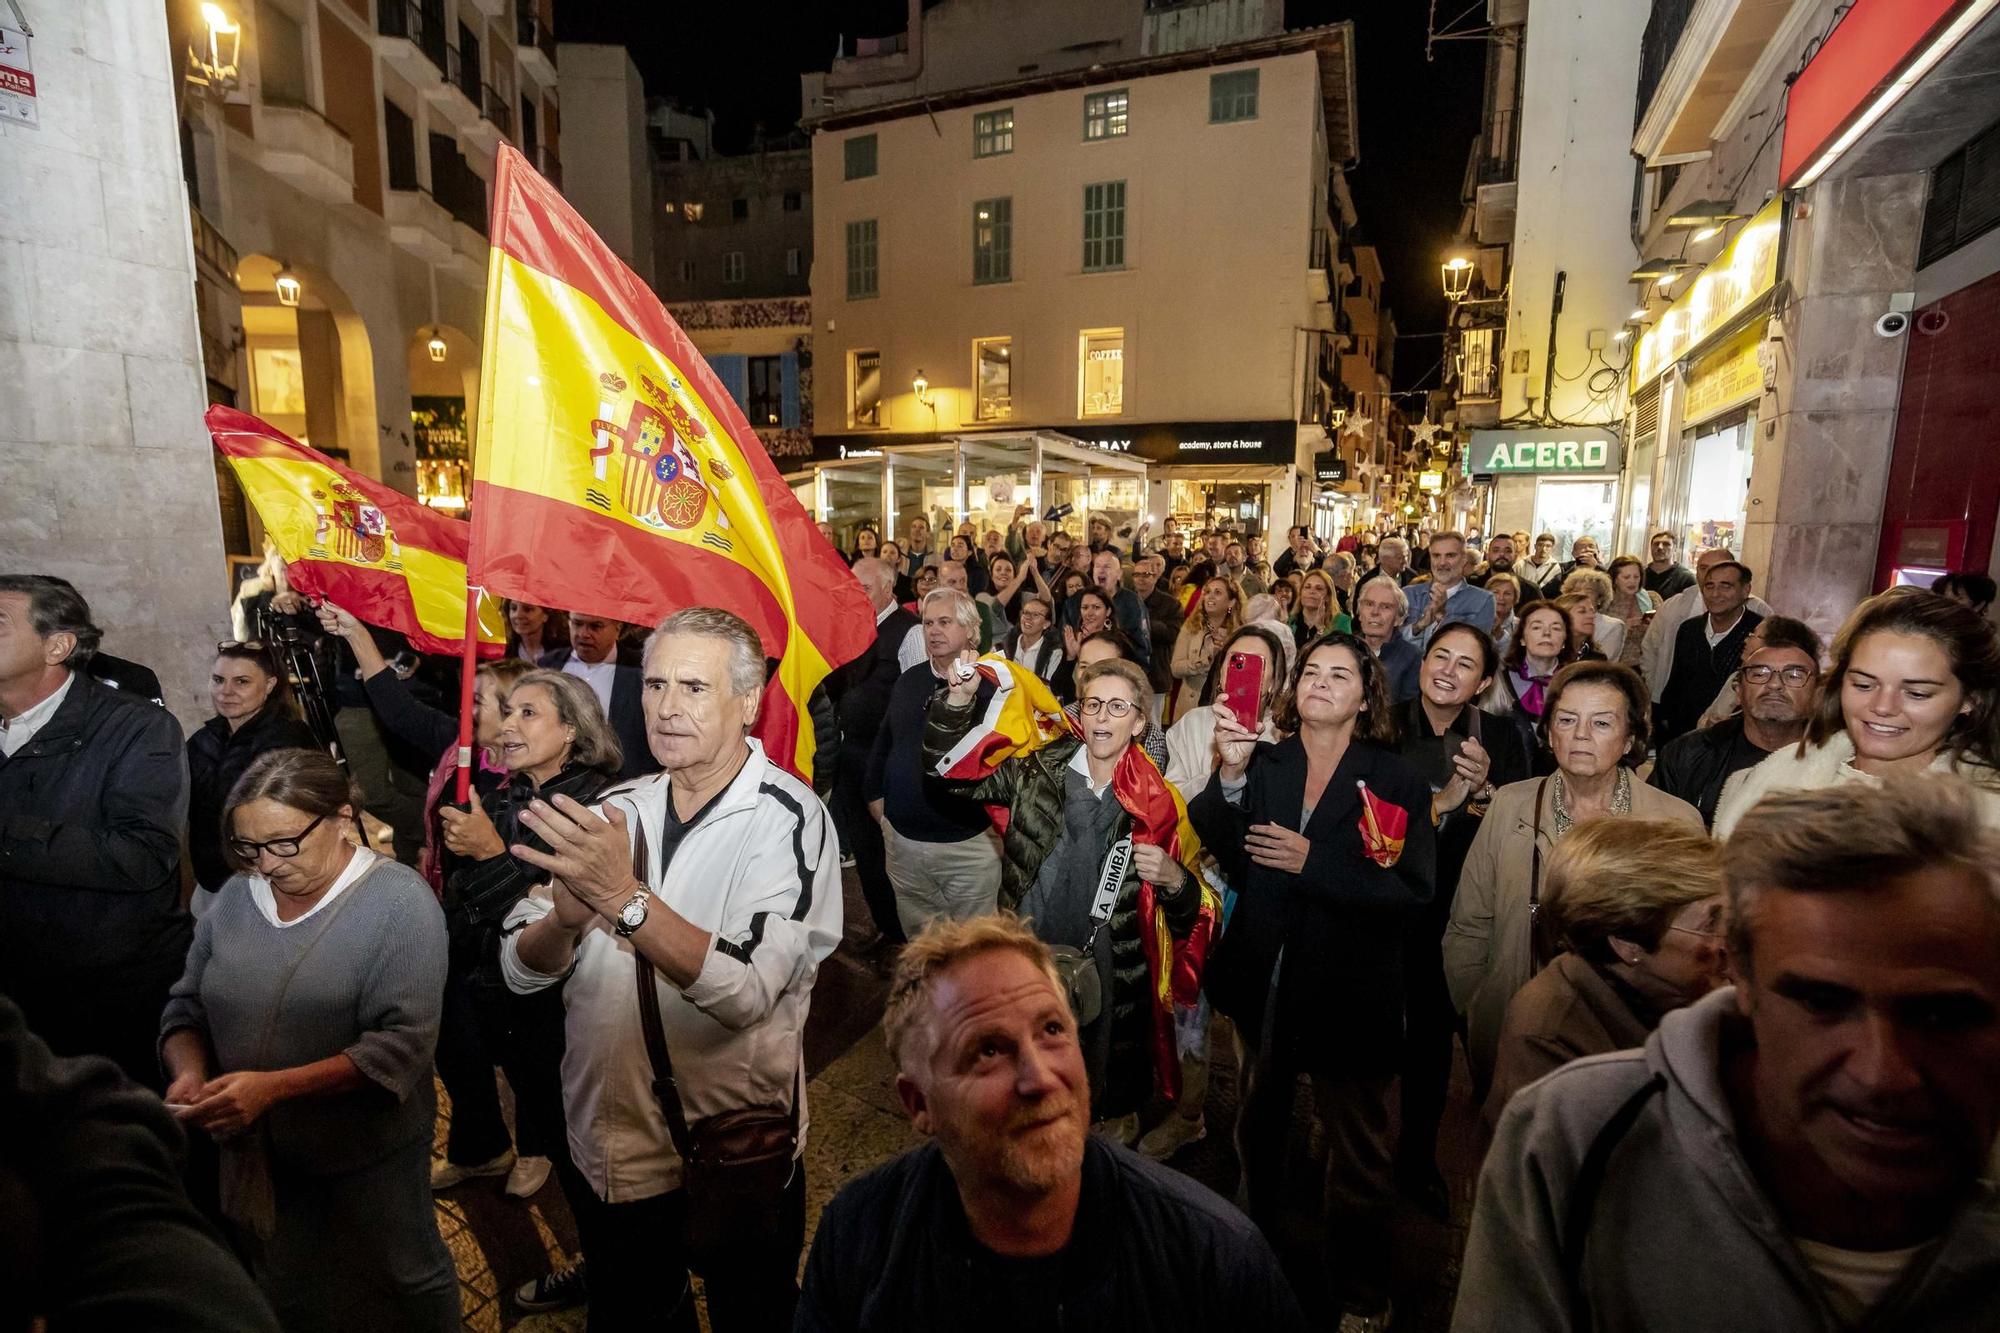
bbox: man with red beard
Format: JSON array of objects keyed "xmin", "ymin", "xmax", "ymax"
[{"xmin": 796, "ymin": 915, "xmax": 1305, "ymax": 1331}]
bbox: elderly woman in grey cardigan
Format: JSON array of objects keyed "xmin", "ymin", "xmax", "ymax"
[{"xmin": 162, "ymin": 748, "xmax": 455, "ymax": 1331}]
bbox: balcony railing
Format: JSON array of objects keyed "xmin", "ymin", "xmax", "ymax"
[
  {"xmin": 1636, "ymin": 0, "xmax": 1698, "ymax": 130},
  {"xmin": 516, "ymin": 2, "xmax": 556, "ymax": 65},
  {"xmin": 190, "ymin": 204, "xmax": 239, "ymax": 281},
  {"xmin": 380, "ymin": 0, "xmax": 448, "ymax": 74},
  {"xmin": 481, "ymin": 84, "xmax": 513, "ymax": 135},
  {"xmin": 532, "ymin": 143, "xmax": 562, "ymax": 190},
  {"xmin": 1470, "ymin": 107, "xmax": 1517, "ymax": 187}
]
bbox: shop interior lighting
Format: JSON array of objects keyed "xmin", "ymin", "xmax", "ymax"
[
  {"xmin": 1790, "ymin": 0, "xmax": 2000, "ymax": 191},
  {"xmin": 1663, "ymin": 199, "xmax": 1742, "ymax": 230}
]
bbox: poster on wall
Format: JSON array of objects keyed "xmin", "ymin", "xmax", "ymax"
[
  {"xmin": 0, "ymin": 27, "xmax": 37, "ymax": 128},
  {"xmin": 252, "ymin": 347, "xmax": 307, "ymax": 417},
  {"xmin": 1690, "ymin": 520, "xmax": 1737, "ymax": 555}
]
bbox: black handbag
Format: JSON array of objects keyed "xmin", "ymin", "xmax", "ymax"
[{"xmin": 628, "ymin": 818, "xmax": 799, "ymax": 1274}]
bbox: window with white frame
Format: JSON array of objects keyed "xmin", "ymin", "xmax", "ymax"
[
  {"xmin": 973, "ymin": 108, "xmax": 1014, "ymax": 157},
  {"xmin": 1210, "ymin": 69, "xmax": 1259, "ymax": 123},
  {"xmin": 974, "ymin": 337, "xmax": 1012, "ymax": 421},
  {"xmin": 973, "ymin": 197, "xmax": 1012, "ymax": 284},
  {"xmin": 1079, "ymin": 328, "xmax": 1124, "ymax": 417},
  {"xmin": 723, "ymin": 251, "xmax": 746, "ymax": 284},
  {"xmin": 1082, "ymin": 181, "xmax": 1125, "ymax": 272}
]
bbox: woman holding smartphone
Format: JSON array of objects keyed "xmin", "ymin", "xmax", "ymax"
[{"xmin": 1190, "ymin": 633, "xmax": 1435, "ymax": 1331}]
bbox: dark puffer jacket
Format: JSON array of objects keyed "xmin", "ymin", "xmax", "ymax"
[{"xmin": 923, "ymin": 694, "xmax": 1192, "ymax": 1116}]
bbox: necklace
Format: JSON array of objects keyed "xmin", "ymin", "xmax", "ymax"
[{"xmin": 1551, "ymin": 768, "xmax": 1631, "ymax": 837}]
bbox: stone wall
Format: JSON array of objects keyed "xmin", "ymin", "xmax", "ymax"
[{"xmin": 0, "ymin": 3, "xmax": 228, "ymax": 730}]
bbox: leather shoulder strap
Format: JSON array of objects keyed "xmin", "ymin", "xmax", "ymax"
[{"xmin": 630, "ymin": 816, "xmax": 695, "ymax": 1161}]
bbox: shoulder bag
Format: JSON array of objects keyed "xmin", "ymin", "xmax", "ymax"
[
  {"xmin": 628, "ymin": 817, "xmax": 799, "ymax": 1274},
  {"xmin": 1526, "ymin": 778, "xmax": 1564, "ymax": 975}
]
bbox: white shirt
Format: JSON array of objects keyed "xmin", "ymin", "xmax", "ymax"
[
  {"xmin": 563, "ymin": 654, "xmax": 619, "ymax": 715},
  {"xmin": 897, "ymin": 623, "xmax": 928, "ymax": 672},
  {"xmin": 1010, "ymin": 633, "xmax": 1057, "ymax": 671},
  {"xmin": 249, "ymin": 844, "xmax": 379, "ymax": 929},
  {"xmin": 1067, "ymin": 740, "xmax": 1112, "ymax": 795},
  {"xmin": 874, "ymin": 600, "xmax": 898, "ymax": 627},
  {"xmin": 1704, "ymin": 610, "xmax": 1748, "ymax": 647},
  {"xmin": 0, "ymin": 671, "xmax": 73, "ymax": 758},
  {"xmin": 1794, "ymin": 1237, "xmax": 1927, "ymax": 1326}
]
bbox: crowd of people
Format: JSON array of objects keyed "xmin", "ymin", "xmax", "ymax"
[{"xmin": 3, "ymin": 508, "xmax": 1999, "ymax": 1330}]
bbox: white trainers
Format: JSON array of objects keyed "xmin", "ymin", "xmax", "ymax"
[
  {"xmin": 430, "ymin": 1148, "xmax": 515, "ymax": 1192},
  {"xmin": 505, "ymin": 1154, "xmax": 552, "ymax": 1198}
]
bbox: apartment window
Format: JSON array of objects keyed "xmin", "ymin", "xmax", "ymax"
[
  {"xmin": 1084, "ymin": 89, "xmax": 1128, "ymax": 141},
  {"xmin": 1079, "ymin": 328, "xmax": 1124, "ymax": 417},
  {"xmin": 851, "ymin": 348, "xmax": 882, "ymax": 428},
  {"xmin": 974, "ymin": 337, "xmax": 1013, "ymax": 422},
  {"xmin": 844, "ymin": 134, "xmax": 878, "ymax": 181},
  {"xmin": 783, "ymin": 190, "xmax": 803, "ymax": 212},
  {"xmin": 384, "ymin": 99, "xmax": 419, "ymax": 191},
  {"xmin": 785, "ymin": 247, "xmax": 803, "ymax": 276},
  {"xmin": 973, "ymin": 108, "xmax": 1014, "ymax": 157},
  {"xmin": 1209, "ymin": 69, "xmax": 1260, "ymax": 123},
  {"xmin": 723, "ymin": 251, "xmax": 746, "ymax": 284},
  {"xmin": 747, "ymin": 355, "xmax": 784, "ymax": 426},
  {"xmin": 1082, "ymin": 181, "xmax": 1125, "ymax": 272},
  {"xmin": 731, "ymin": 197, "xmax": 749, "ymax": 220},
  {"xmin": 846, "ymin": 219, "xmax": 878, "ymax": 299},
  {"xmin": 678, "ymin": 259, "xmax": 696, "ymax": 284},
  {"xmin": 973, "ymin": 197, "xmax": 1012, "ymax": 284},
  {"xmin": 684, "ymin": 201, "xmax": 705, "ymax": 222}
]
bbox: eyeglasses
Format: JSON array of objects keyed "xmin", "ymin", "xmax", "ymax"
[
  {"xmin": 1079, "ymin": 697, "xmax": 1137, "ymax": 718},
  {"xmin": 1741, "ymin": 664, "xmax": 1813, "ymax": 686},
  {"xmin": 218, "ymin": 639, "xmax": 268, "ymax": 653},
  {"xmin": 227, "ymin": 813, "xmax": 328, "ymax": 861}
]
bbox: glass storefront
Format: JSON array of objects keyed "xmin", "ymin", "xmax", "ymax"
[
  {"xmin": 888, "ymin": 446, "xmax": 959, "ymax": 547},
  {"xmin": 1672, "ymin": 408, "xmax": 1756, "ymax": 557},
  {"xmin": 816, "ymin": 457, "xmax": 888, "ymax": 553},
  {"xmin": 1532, "ymin": 477, "xmax": 1620, "ymax": 561},
  {"xmin": 1167, "ymin": 479, "xmax": 1274, "ymax": 539}
]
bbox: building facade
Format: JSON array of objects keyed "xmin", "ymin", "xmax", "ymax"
[
  {"xmin": 168, "ymin": 0, "xmax": 564, "ymax": 550},
  {"xmin": 801, "ymin": 0, "xmax": 1369, "ymax": 547}
]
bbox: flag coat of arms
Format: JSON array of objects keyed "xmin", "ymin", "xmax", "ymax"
[
  {"xmin": 470, "ymin": 145, "xmax": 873, "ymax": 779},
  {"xmin": 209, "ymin": 406, "xmax": 504, "ymax": 655}
]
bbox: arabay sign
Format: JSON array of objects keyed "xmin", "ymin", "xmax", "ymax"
[{"xmin": 1469, "ymin": 428, "xmax": 1622, "ymax": 476}]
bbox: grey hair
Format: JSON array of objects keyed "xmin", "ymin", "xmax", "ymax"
[
  {"xmin": 1356, "ymin": 574, "xmax": 1410, "ymax": 618},
  {"xmin": 504, "ymin": 669, "xmax": 624, "ymax": 776},
  {"xmin": 1379, "ymin": 536, "xmax": 1410, "ymax": 559},
  {"xmin": 1723, "ymin": 775, "xmax": 2000, "ymax": 979},
  {"xmin": 649, "ymin": 607, "xmax": 767, "ymax": 695},
  {"xmin": 0, "ymin": 574, "xmax": 103, "ymax": 667},
  {"xmin": 850, "ymin": 556, "xmax": 896, "ymax": 600},
  {"xmin": 921, "ymin": 586, "xmax": 982, "ymax": 637}
]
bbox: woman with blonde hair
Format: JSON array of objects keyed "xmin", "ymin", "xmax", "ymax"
[
  {"xmin": 1483, "ymin": 817, "xmax": 1726, "ymax": 1123},
  {"xmin": 1291, "ymin": 567, "xmax": 1348, "ymax": 644},
  {"xmin": 1170, "ymin": 574, "xmax": 1247, "ymax": 721},
  {"xmin": 1603, "ymin": 555, "xmax": 1657, "ymax": 667},
  {"xmin": 1560, "ymin": 567, "xmax": 1622, "ymax": 658}
]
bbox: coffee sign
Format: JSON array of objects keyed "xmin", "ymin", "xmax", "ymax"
[{"xmin": 1469, "ymin": 428, "xmax": 1622, "ymax": 476}]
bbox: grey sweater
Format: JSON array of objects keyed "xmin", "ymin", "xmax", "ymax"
[
  {"xmin": 161, "ymin": 856, "xmax": 448, "ymax": 1176},
  {"xmin": 1456, "ymin": 987, "xmax": 2000, "ymax": 1330}
]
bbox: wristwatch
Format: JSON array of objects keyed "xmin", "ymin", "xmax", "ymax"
[{"xmin": 614, "ymin": 889, "xmax": 651, "ymax": 938}]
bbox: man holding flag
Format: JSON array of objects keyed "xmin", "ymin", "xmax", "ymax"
[{"xmin": 922, "ymin": 651, "xmax": 1216, "ymax": 1138}]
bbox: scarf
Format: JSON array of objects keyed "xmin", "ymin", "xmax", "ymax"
[{"xmin": 1513, "ymin": 666, "xmax": 1555, "ymax": 717}]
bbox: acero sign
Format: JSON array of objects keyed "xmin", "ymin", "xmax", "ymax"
[{"xmin": 1469, "ymin": 429, "xmax": 1622, "ymax": 476}]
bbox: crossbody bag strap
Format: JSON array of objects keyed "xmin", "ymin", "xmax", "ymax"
[
  {"xmin": 629, "ymin": 815, "xmax": 696, "ymax": 1163},
  {"xmin": 1528, "ymin": 777, "xmax": 1549, "ymax": 916}
]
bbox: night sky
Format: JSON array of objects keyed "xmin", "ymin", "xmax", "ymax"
[{"xmin": 560, "ymin": 1, "xmax": 1482, "ymax": 390}]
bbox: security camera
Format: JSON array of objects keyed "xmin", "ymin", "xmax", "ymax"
[{"xmin": 1874, "ymin": 311, "xmax": 1909, "ymax": 339}]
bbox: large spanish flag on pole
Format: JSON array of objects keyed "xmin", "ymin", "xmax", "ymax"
[
  {"xmin": 209, "ymin": 406, "xmax": 505, "ymax": 656},
  {"xmin": 471, "ymin": 145, "xmax": 872, "ymax": 780}
]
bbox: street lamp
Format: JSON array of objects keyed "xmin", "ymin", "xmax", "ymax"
[
  {"xmin": 1440, "ymin": 254, "xmax": 1475, "ymax": 302},
  {"xmin": 273, "ymin": 262, "xmax": 302, "ymax": 308},
  {"xmin": 426, "ymin": 329, "xmax": 448, "ymax": 362},
  {"xmin": 912, "ymin": 370, "xmax": 930, "ymax": 407},
  {"xmin": 189, "ymin": 3, "xmax": 243, "ymax": 95}
]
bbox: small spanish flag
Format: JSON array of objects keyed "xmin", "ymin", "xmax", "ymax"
[
  {"xmin": 209, "ymin": 407, "xmax": 505, "ymax": 656},
  {"xmin": 1356, "ymin": 779, "xmax": 1409, "ymax": 869}
]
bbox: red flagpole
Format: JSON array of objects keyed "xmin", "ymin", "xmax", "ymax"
[{"xmin": 454, "ymin": 585, "xmax": 482, "ymax": 804}]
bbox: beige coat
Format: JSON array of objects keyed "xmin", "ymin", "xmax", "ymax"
[
  {"xmin": 1169, "ymin": 618, "xmax": 1225, "ymax": 722},
  {"xmin": 1442, "ymin": 776, "xmax": 1702, "ymax": 1091}
]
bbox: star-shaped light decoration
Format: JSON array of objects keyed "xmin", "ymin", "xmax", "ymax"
[
  {"xmin": 1410, "ymin": 418, "xmax": 1441, "ymax": 447},
  {"xmin": 1342, "ymin": 411, "xmax": 1375, "ymax": 440}
]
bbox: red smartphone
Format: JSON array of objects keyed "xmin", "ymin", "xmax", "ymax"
[{"xmin": 1218, "ymin": 651, "xmax": 1266, "ymax": 729}]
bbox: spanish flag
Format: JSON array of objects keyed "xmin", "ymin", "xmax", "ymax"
[
  {"xmin": 936, "ymin": 655, "xmax": 1221, "ymax": 1099},
  {"xmin": 209, "ymin": 406, "xmax": 505, "ymax": 655},
  {"xmin": 471, "ymin": 146, "xmax": 873, "ymax": 781},
  {"xmin": 1357, "ymin": 779, "xmax": 1409, "ymax": 868}
]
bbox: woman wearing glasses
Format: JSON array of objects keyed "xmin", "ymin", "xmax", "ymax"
[
  {"xmin": 186, "ymin": 640, "xmax": 318, "ymax": 907},
  {"xmin": 1484, "ymin": 818, "xmax": 1727, "ymax": 1126},
  {"xmin": 925, "ymin": 656, "xmax": 1202, "ymax": 1132},
  {"xmin": 161, "ymin": 747, "xmax": 455, "ymax": 1331}
]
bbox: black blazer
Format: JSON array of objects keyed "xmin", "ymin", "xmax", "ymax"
[
  {"xmin": 835, "ymin": 608, "xmax": 919, "ymax": 761},
  {"xmin": 1190, "ymin": 737, "xmax": 1435, "ymax": 1075},
  {"xmin": 535, "ymin": 647, "xmax": 656, "ymax": 780}
]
